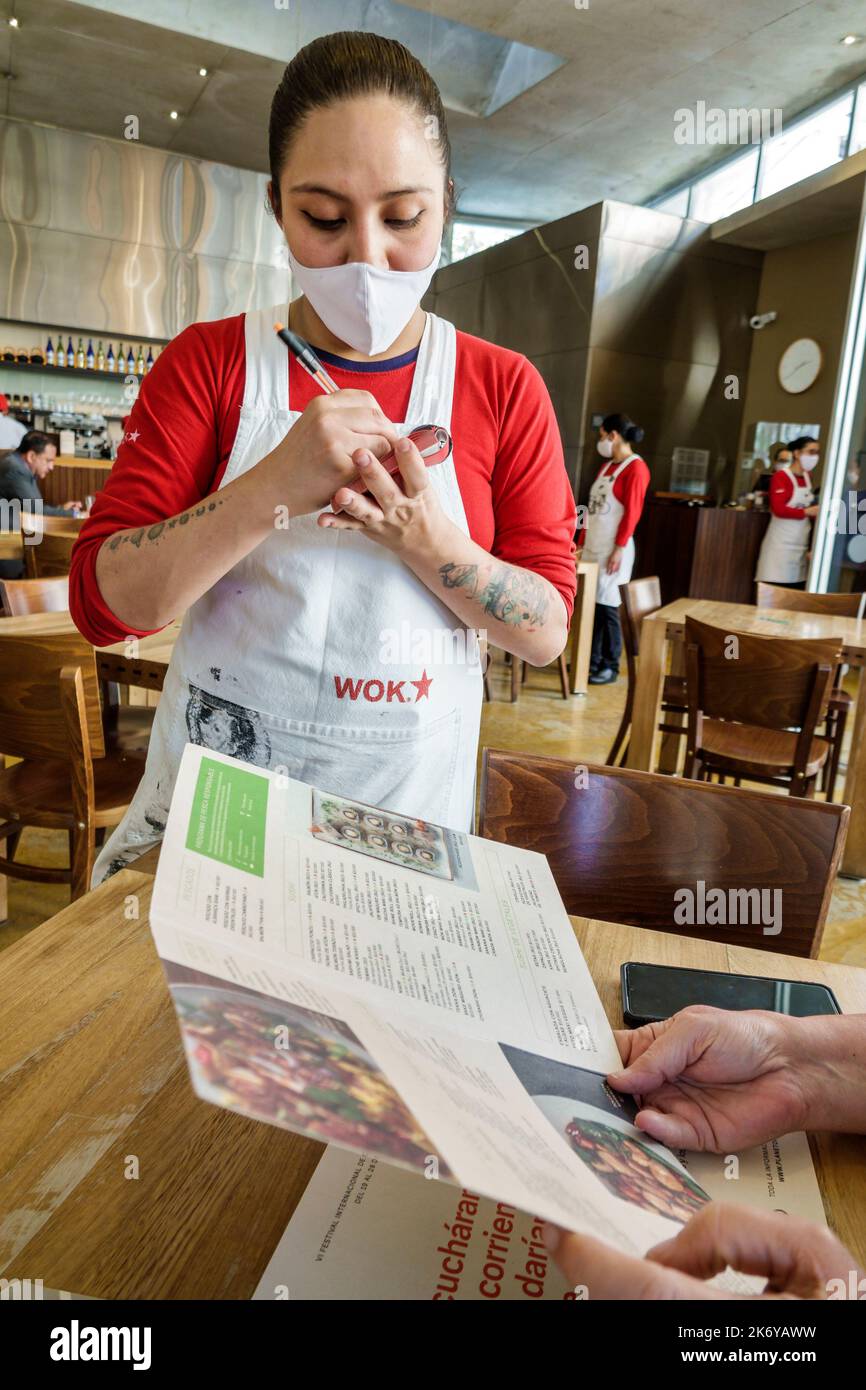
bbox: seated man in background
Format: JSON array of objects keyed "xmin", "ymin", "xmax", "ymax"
[
  {"xmin": 544, "ymin": 1006, "xmax": 866, "ymax": 1299},
  {"xmin": 0, "ymin": 429, "xmax": 83, "ymax": 578}
]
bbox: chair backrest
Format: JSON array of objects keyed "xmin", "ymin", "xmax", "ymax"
[
  {"xmin": 21, "ymin": 515, "xmax": 86, "ymax": 536},
  {"xmin": 684, "ymin": 615, "xmax": 840, "ymax": 731},
  {"xmin": 0, "ymin": 576, "xmax": 70, "ymax": 615},
  {"xmin": 621, "ymin": 576, "xmax": 662, "ymax": 660},
  {"xmin": 756, "ymin": 583, "xmax": 865, "ymax": 619},
  {"xmin": 479, "ymin": 748, "xmax": 848, "ymax": 957},
  {"xmin": 0, "ymin": 629, "xmax": 105, "ymax": 759},
  {"xmin": 23, "ymin": 530, "xmax": 77, "ymax": 578}
]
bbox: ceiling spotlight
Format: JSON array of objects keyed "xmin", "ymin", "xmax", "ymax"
[
  {"xmin": 199, "ymin": 67, "xmax": 207, "ymax": 77},
  {"xmin": 842, "ymin": 34, "xmax": 859, "ymax": 45},
  {"xmin": 170, "ymin": 110, "xmax": 179, "ymax": 120},
  {"xmin": 9, "ymin": 16, "xmax": 19, "ymax": 25}
]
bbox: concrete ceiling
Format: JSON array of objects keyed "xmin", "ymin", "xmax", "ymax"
[{"xmin": 2, "ymin": 0, "xmax": 866, "ymax": 223}]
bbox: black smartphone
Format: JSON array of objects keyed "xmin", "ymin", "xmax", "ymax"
[{"xmin": 621, "ymin": 961, "xmax": 841, "ymax": 1028}]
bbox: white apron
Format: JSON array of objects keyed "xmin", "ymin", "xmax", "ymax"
[
  {"xmin": 93, "ymin": 307, "xmax": 483, "ymax": 884},
  {"xmin": 755, "ymin": 466, "xmax": 814, "ymax": 584},
  {"xmin": 582, "ymin": 455, "xmax": 637, "ymax": 606}
]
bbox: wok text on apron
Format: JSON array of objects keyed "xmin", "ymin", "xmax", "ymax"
[
  {"xmin": 755, "ymin": 466, "xmax": 814, "ymax": 585},
  {"xmin": 94, "ymin": 307, "xmax": 483, "ymax": 883},
  {"xmin": 582, "ymin": 455, "xmax": 637, "ymax": 607}
]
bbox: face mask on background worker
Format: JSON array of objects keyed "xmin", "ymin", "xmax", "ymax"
[
  {"xmin": 597, "ymin": 437, "xmax": 614, "ymax": 459},
  {"xmin": 287, "ymin": 244, "xmax": 442, "ymax": 356}
]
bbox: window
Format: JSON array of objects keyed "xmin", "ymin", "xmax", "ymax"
[
  {"xmin": 689, "ymin": 149, "xmax": 759, "ymax": 223},
  {"xmin": 652, "ymin": 188, "xmax": 690, "ymax": 217},
  {"xmin": 847, "ymin": 81, "xmax": 866, "ymax": 154},
  {"xmin": 449, "ymin": 221, "xmax": 523, "ymax": 264},
  {"xmin": 757, "ymin": 93, "xmax": 854, "ymax": 200}
]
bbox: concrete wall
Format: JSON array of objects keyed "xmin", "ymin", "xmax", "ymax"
[{"xmin": 427, "ymin": 199, "xmax": 762, "ymax": 500}]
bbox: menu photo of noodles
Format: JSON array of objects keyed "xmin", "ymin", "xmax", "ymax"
[
  {"xmin": 165, "ymin": 961, "xmax": 451, "ymax": 1178},
  {"xmin": 499, "ymin": 1042, "xmax": 710, "ymax": 1226}
]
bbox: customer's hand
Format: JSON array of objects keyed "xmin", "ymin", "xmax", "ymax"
[
  {"xmin": 544, "ymin": 1204, "xmax": 862, "ymax": 1300},
  {"xmin": 608, "ymin": 1006, "xmax": 808, "ymax": 1151},
  {"xmin": 805, "ymin": 504, "xmax": 820, "ymax": 517},
  {"xmin": 260, "ymin": 390, "xmax": 401, "ymax": 518},
  {"xmin": 61, "ymin": 499, "xmax": 83, "ymax": 511}
]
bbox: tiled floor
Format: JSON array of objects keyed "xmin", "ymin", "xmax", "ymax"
[{"xmin": 2, "ymin": 660, "xmax": 865, "ymax": 965}]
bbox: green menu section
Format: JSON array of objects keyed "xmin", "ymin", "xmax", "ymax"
[{"xmin": 185, "ymin": 756, "xmax": 269, "ymax": 876}]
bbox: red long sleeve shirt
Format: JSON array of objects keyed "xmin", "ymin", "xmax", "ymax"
[
  {"xmin": 577, "ymin": 455, "xmax": 651, "ymax": 548},
  {"xmin": 769, "ymin": 468, "xmax": 810, "ymax": 519},
  {"xmin": 69, "ymin": 316, "xmax": 577, "ymax": 645}
]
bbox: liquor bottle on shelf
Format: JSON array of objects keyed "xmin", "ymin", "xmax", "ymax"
[
  {"xmin": 106, "ymin": 343, "xmax": 115, "ymax": 372},
  {"xmin": 86, "ymin": 338, "xmax": 95, "ymax": 369},
  {"xmin": 145, "ymin": 344, "xmax": 155, "ymax": 373},
  {"xmin": 76, "ymin": 337, "xmax": 86, "ymax": 368},
  {"xmin": 66, "ymin": 336, "xmax": 75, "ymax": 367},
  {"xmin": 135, "ymin": 345, "xmax": 145, "ymax": 375},
  {"xmin": 126, "ymin": 345, "xmax": 135, "ymax": 374},
  {"xmin": 96, "ymin": 340, "xmax": 105, "ymax": 371},
  {"xmin": 46, "ymin": 336, "xmax": 55, "ymax": 367}
]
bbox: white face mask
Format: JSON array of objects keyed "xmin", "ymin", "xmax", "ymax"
[
  {"xmin": 287, "ymin": 243, "xmax": 441, "ymax": 356},
  {"xmin": 799, "ymin": 452, "xmax": 820, "ymax": 472},
  {"xmin": 597, "ymin": 437, "xmax": 614, "ymax": 459}
]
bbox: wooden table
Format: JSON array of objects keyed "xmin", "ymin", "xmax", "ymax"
[
  {"xmin": 568, "ymin": 560, "xmax": 598, "ymax": 697},
  {"xmin": 0, "ymin": 609, "xmax": 180, "ymax": 690},
  {"xmin": 1, "ymin": 853, "xmax": 863, "ymax": 1299},
  {"xmin": 626, "ymin": 598, "xmax": 866, "ymax": 877}
]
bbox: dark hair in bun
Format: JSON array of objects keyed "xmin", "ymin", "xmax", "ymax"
[
  {"xmin": 602, "ymin": 412, "xmax": 645, "ymax": 446},
  {"xmin": 787, "ymin": 435, "xmax": 818, "ymax": 453}
]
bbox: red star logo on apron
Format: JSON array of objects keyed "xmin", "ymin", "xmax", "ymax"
[{"xmin": 412, "ymin": 668, "xmax": 433, "ymax": 700}]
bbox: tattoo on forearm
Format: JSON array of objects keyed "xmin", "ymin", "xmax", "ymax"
[
  {"xmin": 439, "ymin": 561, "xmax": 550, "ymax": 628},
  {"xmin": 106, "ymin": 498, "xmax": 223, "ymax": 553}
]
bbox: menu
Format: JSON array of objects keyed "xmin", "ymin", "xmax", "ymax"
[{"xmin": 150, "ymin": 745, "xmax": 826, "ymax": 1295}]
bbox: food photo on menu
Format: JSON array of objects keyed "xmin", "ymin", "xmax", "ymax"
[{"xmin": 166, "ymin": 961, "xmax": 452, "ymax": 1177}]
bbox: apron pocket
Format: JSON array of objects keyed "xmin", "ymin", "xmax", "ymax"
[{"xmin": 259, "ymin": 707, "xmax": 463, "ymax": 826}]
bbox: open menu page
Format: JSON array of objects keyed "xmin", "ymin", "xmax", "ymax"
[{"xmin": 149, "ymin": 745, "xmax": 818, "ymax": 1285}]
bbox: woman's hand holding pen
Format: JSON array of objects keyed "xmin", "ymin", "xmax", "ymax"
[{"xmin": 260, "ymin": 390, "xmax": 401, "ymax": 519}]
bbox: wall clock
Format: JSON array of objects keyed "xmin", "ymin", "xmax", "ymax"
[{"xmin": 778, "ymin": 338, "xmax": 822, "ymax": 394}]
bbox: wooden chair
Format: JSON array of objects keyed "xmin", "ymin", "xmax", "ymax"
[
  {"xmin": 607, "ymin": 576, "xmax": 687, "ymax": 766},
  {"xmin": 0, "ymin": 576, "xmax": 69, "ymax": 615},
  {"xmin": 0, "ymin": 630, "xmax": 146, "ymax": 899},
  {"xmin": 486, "ymin": 648, "xmax": 570, "ymax": 701},
  {"xmin": 684, "ymin": 616, "xmax": 839, "ymax": 798},
  {"xmin": 0, "ymin": 576, "xmax": 153, "ymax": 752},
  {"xmin": 22, "ymin": 530, "xmax": 77, "ymax": 578},
  {"xmin": 756, "ymin": 583, "xmax": 865, "ymax": 799},
  {"xmin": 479, "ymin": 748, "xmax": 849, "ymax": 957}
]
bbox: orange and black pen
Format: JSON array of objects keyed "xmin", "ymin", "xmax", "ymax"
[{"xmin": 273, "ymin": 321, "xmax": 339, "ymax": 396}]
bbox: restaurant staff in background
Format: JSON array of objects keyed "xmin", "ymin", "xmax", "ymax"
[
  {"xmin": 578, "ymin": 413, "xmax": 650, "ymax": 685},
  {"xmin": 754, "ymin": 435, "xmax": 820, "ymax": 589},
  {"xmin": 0, "ymin": 431, "xmax": 83, "ymax": 579},
  {"xmin": 0, "ymin": 392, "xmax": 26, "ymax": 451},
  {"xmin": 751, "ymin": 439, "xmax": 792, "ymax": 495}
]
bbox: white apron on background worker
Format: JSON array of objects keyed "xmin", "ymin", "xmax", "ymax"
[
  {"xmin": 93, "ymin": 307, "xmax": 482, "ymax": 883},
  {"xmin": 755, "ymin": 463, "xmax": 815, "ymax": 586}
]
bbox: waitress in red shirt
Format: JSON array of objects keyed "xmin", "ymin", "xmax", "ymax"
[
  {"xmin": 579, "ymin": 413, "xmax": 651, "ymax": 685},
  {"xmin": 70, "ymin": 31, "xmax": 577, "ymax": 881},
  {"xmin": 755, "ymin": 436, "xmax": 820, "ymax": 590}
]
